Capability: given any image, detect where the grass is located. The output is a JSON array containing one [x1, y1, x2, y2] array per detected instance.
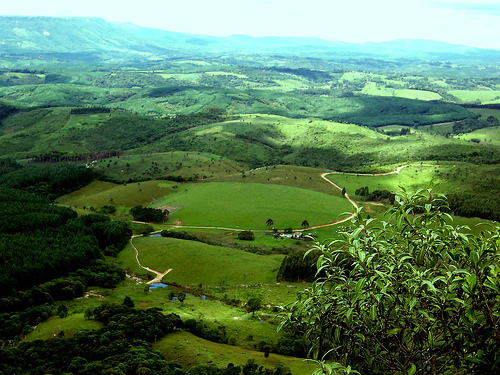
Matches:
[[57, 180, 176, 213], [24, 313, 103, 341], [448, 90, 500, 104], [154, 331, 317, 374], [118, 237, 284, 286], [362, 82, 442, 101], [66, 278, 291, 346], [92, 151, 241, 183], [326, 164, 452, 197], [457, 126, 500, 146], [157, 182, 353, 229]]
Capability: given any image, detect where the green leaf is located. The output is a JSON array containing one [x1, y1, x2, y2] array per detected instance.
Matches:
[[408, 363, 417, 375], [388, 328, 401, 336], [470, 250, 479, 267]]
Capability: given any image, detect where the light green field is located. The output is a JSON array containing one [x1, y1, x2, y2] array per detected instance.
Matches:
[[24, 313, 103, 341], [273, 79, 307, 90], [154, 331, 316, 374], [448, 90, 500, 104], [327, 164, 456, 198], [57, 180, 175, 212], [92, 151, 241, 183], [362, 82, 442, 101], [469, 108, 500, 122], [118, 237, 284, 285], [417, 122, 455, 135], [206, 71, 248, 78], [158, 182, 353, 229], [159, 73, 202, 81], [457, 126, 500, 145]]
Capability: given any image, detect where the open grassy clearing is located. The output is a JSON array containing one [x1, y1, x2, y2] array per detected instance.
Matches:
[[65, 278, 291, 346], [93, 151, 242, 183], [469, 108, 500, 122], [24, 313, 103, 342], [154, 331, 315, 374], [327, 164, 460, 198], [57, 180, 176, 213], [118, 237, 284, 286], [417, 122, 455, 135], [457, 126, 500, 145], [448, 90, 500, 104], [362, 82, 442, 101], [158, 182, 353, 229]]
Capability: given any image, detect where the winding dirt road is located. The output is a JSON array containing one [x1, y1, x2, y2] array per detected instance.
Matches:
[[130, 234, 172, 284]]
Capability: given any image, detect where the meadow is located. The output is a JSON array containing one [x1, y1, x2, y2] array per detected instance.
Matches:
[[448, 90, 500, 104], [118, 236, 285, 285], [156, 182, 353, 229], [154, 331, 316, 374]]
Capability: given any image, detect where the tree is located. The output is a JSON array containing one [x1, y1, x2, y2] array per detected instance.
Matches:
[[279, 188, 500, 375], [266, 218, 274, 227], [123, 296, 134, 308], [247, 296, 262, 317], [301, 220, 309, 229], [238, 230, 255, 241], [177, 292, 186, 306]]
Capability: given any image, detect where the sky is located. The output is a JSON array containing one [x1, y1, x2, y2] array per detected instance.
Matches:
[[2, 0, 500, 49]]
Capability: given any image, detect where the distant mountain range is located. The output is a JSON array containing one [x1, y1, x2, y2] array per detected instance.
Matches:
[[1, 16, 499, 62]]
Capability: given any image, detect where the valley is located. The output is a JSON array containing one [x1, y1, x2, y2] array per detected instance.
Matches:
[[1, 15, 500, 375]]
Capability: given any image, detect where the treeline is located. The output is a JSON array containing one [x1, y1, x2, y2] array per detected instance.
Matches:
[[0, 101, 18, 121], [354, 186, 396, 203], [269, 67, 332, 82], [0, 163, 95, 199], [130, 205, 169, 223], [0, 300, 293, 375], [0, 189, 131, 294], [31, 150, 122, 163], [448, 193, 500, 222], [452, 116, 499, 134], [277, 251, 319, 282], [70, 106, 111, 114]]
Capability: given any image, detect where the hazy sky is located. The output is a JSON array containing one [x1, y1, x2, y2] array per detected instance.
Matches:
[[2, 0, 500, 49]]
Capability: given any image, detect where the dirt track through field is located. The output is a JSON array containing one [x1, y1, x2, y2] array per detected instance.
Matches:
[[130, 234, 172, 284]]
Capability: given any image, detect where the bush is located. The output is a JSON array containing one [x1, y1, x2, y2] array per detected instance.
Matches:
[[280, 188, 500, 374], [237, 230, 255, 241]]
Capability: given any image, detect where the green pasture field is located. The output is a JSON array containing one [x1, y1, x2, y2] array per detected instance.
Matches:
[[418, 122, 455, 135], [157, 182, 353, 229], [448, 90, 500, 104], [327, 164, 456, 198], [159, 73, 202, 81], [469, 108, 500, 122], [273, 79, 308, 90], [93, 151, 241, 183], [24, 313, 103, 341], [61, 279, 287, 347], [154, 331, 316, 374], [0, 72, 45, 85], [378, 125, 411, 132], [57, 180, 176, 213], [362, 82, 442, 101], [118, 236, 284, 285], [0, 84, 138, 108], [206, 71, 248, 78], [457, 126, 500, 146]]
